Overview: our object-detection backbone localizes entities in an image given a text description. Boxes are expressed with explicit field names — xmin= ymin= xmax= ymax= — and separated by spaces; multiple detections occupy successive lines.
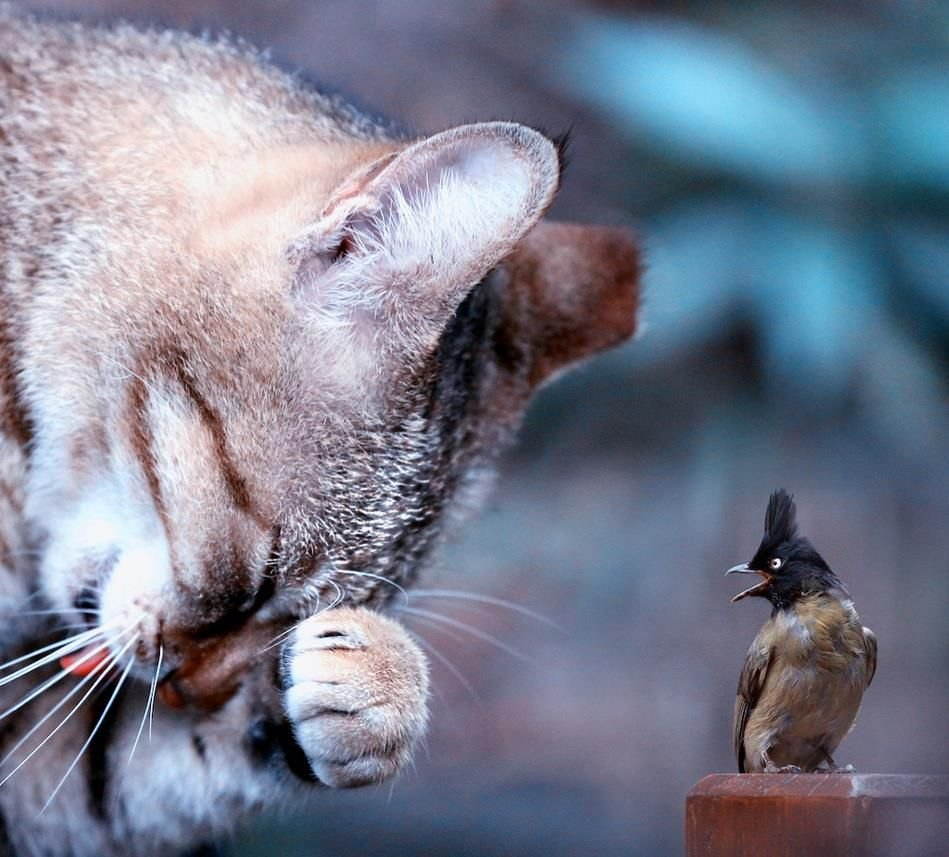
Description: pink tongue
xmin=60 ymin=645 xmax=110 ymax=677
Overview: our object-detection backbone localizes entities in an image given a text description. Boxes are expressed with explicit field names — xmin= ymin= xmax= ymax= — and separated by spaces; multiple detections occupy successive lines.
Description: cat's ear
xmin=496 ymin=221 xmax=641 ymax=389
xmin=289 ymin=122 xmax=559 ymax=354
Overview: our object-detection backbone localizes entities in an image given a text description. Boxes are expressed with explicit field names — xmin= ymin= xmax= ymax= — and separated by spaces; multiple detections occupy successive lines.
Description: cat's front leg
xmin=281 ymin=607 xmax=429 ymax=788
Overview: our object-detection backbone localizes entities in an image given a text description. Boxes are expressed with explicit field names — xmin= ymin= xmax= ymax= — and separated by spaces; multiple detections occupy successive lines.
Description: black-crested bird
xmin=726 ymin=490 xmax=877 ymax=773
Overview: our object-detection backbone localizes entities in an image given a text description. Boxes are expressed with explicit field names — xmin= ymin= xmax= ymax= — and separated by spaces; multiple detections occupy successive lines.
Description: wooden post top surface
xmin=689 ymin=772 xmax=949 ymax=800
xmin=686 ymin=774 xmax=949 ymax=857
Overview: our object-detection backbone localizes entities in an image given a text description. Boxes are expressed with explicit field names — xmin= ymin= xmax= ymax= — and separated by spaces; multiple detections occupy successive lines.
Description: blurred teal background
xmin=22 ymin=1 xmax=949 ymax=854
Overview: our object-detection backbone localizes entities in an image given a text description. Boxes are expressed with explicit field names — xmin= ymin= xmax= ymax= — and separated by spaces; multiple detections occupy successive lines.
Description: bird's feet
xmin=817 ymin=751 xmax=855 ymax=773
xmin=763 ymin=762 xmax=802 ymax=774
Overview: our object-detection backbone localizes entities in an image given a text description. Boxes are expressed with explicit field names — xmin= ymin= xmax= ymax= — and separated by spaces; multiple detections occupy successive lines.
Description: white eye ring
xmin=769 ymin=557 xmax=783 ymax=570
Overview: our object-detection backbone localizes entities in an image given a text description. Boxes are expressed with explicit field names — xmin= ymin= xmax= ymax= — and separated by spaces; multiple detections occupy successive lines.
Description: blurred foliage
xmin=556 ymin=3 xmax=948 ymax=455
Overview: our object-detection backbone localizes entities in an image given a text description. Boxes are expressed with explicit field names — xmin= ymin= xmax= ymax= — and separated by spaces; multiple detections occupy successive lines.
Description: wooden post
xmin=686 ymin=774 xmax=949 ymax=857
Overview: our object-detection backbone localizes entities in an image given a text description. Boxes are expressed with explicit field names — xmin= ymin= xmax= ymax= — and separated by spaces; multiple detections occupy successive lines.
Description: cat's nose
xmin=156 ymin=618 xmax=281 ymax=712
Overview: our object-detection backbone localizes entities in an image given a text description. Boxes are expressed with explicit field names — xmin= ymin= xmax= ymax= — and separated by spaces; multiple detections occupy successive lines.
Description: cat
xmin=0 ymin=6 xmax=640 ymax=856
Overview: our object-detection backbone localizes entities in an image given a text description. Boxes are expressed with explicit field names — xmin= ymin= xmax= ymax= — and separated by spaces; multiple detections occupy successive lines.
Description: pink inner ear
xmin=287 ymin=124 xmax=562 ymax=371
xmin=319 ymin=151 xmax=401 ymax=221
xmin=318 ymin=125 xmax=547 ymax=263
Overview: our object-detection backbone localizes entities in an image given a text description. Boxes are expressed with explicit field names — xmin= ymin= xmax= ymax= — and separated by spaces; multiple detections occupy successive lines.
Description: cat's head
xmin=33 ymin=122 xmax=640 ymax=704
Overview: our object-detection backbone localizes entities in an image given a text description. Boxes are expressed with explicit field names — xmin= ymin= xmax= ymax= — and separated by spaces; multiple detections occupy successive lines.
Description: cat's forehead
xmin=141 ymin=340 xmax=436 ymax=516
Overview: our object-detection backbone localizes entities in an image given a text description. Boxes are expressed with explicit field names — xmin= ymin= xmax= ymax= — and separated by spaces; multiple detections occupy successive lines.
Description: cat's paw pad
xmin=282 ymin=606 xmax=428 ymax=788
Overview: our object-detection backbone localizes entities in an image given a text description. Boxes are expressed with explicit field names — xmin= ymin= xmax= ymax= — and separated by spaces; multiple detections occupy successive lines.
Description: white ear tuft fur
xmin=291 ymin=122 xmax=560 ymax=360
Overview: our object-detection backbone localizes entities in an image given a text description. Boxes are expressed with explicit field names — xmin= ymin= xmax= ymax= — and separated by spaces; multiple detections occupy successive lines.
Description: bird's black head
xmin=726 ymin=490 xmax=845 ymax=610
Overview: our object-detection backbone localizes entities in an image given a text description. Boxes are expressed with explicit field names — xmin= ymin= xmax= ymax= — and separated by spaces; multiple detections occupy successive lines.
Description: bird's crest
xmin=761 ymin=489 xmax=798 ymax=553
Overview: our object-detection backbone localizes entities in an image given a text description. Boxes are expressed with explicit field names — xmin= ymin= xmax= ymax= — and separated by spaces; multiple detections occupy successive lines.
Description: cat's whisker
xmin=268 ymin=624 xmax=298 ymax=646
xmin=46 ymin=623 xmax=99 ymax=636
xmin=147 ymin=644 xmax=163 ymax=743
xmin=280 ymin=581 xmax=321 ymax=621
xmin=0 ymin=613 xmax=140 ymax=686
xmin=17 ymin=615 xmax=99 ymax=637
xmin=402 ymin=612 xmax=468 ymax=646
xmin=16 ymin=609 xmax=83 ymax=617
xmin=41 ymin=642 xmax=138 ymax=813
xmin=302 ymin=588 xmax=321 ymax=616
xmin=0 ymin=632 xmax=137 ymax=786
xmin=5 ymin=590 xmax=45 ymax=615
xmin=260 ymin=625 xmax=298 ymax=655
xmin=0 ymin=625 xmax=104 ymax=673
xmin=407 ymin=589 xmax=561 ymax=630
xmin=0 ymin=624 xmax=114 ymax=684
xmin=92 ymin=349 xmax=159 ymax=395
xmin=326 ymin=580 xmax=344 ymax=612
xmin=405 ymin=627 xmax=483 ymax=709
xmin=0 ymin=634 xmax=124 ymax=726
xmin=335 ymin=569 xmax=409 ymax=606
xmin=128 ymin=641 xmax=163 ymax=764
xmin=0 ymin=629 xmax=135 ymax=768
xmin=398 ymin=606 xmax=533 ymax=664
xmin=258 ymin=584 xmax=328 ymax=654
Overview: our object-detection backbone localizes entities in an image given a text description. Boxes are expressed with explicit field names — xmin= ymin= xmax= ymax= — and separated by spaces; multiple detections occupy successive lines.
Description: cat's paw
xmin=281 ymin=606 xmax=429 ymax=788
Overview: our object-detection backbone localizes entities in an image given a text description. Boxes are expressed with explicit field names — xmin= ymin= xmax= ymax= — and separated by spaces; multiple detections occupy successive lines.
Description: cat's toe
xmin=281 ymin=606 xmax=428 ymax=788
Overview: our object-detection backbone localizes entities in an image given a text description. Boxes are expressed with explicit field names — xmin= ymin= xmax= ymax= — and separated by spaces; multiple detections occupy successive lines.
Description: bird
xmin=725 ymin=490 xmax=877 ymax=774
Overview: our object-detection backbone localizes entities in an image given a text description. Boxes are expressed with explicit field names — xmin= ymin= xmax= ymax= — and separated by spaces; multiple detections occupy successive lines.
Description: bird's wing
xmin=733 ymin=642 xmax=773 ymax=772
xmin=863 ymin=626 xmax=878 ymax=688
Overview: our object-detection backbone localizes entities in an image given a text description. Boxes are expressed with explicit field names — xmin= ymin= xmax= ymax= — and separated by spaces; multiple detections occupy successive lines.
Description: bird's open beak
xmin=725 ymin=563 xmax=773 ymax=602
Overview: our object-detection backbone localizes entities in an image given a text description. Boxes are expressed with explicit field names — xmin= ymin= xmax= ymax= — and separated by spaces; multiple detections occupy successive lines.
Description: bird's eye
xmin=769 ymin=557 xmax=783 ymax=570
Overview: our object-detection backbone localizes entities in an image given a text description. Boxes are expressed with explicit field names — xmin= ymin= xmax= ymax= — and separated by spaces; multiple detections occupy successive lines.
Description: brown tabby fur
xmin=0 ymin=6 xmax=639 ymax=856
